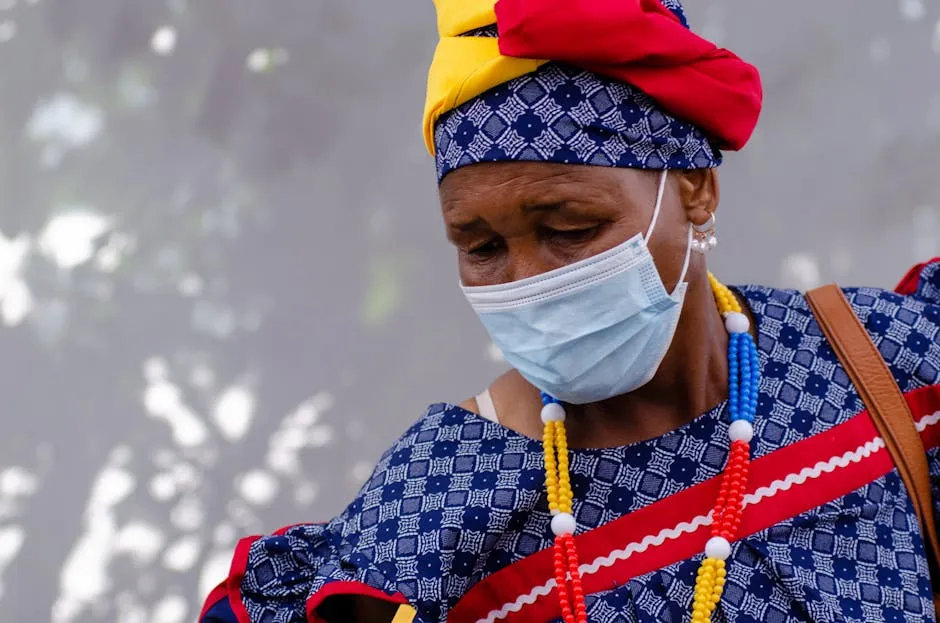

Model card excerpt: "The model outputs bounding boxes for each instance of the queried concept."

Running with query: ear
[675,168,720,227]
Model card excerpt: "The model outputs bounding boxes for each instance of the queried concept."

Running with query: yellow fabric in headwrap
[423,0,546,156]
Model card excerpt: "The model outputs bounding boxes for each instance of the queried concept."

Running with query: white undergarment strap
[475,388,500,424]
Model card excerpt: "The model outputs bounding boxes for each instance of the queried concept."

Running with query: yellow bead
[709,273,740,317]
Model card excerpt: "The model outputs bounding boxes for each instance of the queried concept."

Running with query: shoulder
[737,259,940,392]
[197,403,513,622]
[840,266,940,390]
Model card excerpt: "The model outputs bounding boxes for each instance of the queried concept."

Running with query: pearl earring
[691,213,717,253]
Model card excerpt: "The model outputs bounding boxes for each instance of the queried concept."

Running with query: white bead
[728,419,754,443]
[691,239,704,253]
[551,512,577,537]
[707,235,718,249]
[540,402,566,424]
[724,312,750,334]
[705,536,732,561]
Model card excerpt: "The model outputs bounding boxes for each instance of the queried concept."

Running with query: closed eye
[543,225,602,244]
[468,239,504,256]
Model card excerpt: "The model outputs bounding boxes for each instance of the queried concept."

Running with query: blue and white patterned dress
[200,259,940,623]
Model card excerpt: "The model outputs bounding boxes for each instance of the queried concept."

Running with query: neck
[564,270,731,447]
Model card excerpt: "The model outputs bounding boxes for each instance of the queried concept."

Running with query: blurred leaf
[360,255,404,327]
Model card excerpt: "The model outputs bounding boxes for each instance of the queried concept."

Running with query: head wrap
[424,0,763,182]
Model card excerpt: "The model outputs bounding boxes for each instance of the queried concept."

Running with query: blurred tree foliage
[0,1,448,621]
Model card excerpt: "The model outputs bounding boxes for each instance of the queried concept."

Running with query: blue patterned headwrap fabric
[433,0,722,183]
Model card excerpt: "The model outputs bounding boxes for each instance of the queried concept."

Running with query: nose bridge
[505,236,558,283]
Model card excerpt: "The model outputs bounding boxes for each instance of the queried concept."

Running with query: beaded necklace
[539,274,760,623]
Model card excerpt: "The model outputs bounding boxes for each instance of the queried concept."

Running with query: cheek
[646,222,693,290]
[456,248,513,286]
[573,219,646,262]
[457,256,489,287]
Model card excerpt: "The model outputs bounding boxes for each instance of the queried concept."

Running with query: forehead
[438,162,656,216]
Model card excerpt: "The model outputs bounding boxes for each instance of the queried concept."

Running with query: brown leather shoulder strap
[806,284,940,580]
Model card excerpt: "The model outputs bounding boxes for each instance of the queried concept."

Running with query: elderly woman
[200,1,940,621]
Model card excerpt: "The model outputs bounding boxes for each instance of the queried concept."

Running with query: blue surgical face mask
[461,170,692,404]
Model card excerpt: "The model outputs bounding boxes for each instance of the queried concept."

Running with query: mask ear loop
[677,223,693,285]
[646,169,693,290]
[645,169,670,241]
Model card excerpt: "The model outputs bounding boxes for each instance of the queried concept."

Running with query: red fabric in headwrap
[494,0,763,151]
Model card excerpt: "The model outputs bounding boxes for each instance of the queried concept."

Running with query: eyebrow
[449,216,486,232]
[447,201,581,233]
[521,201,566,215]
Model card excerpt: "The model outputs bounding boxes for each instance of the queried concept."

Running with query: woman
[200,0,940,621]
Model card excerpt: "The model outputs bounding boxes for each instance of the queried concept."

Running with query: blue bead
[541,392,559,406]
[724,325,760,427]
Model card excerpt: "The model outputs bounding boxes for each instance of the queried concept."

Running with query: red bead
[556,535,587,623]
[552,535,584,623]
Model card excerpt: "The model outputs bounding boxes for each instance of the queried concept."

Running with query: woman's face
[439,161,715,289]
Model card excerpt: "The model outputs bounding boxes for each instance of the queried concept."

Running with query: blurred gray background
[0,1,938,622]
